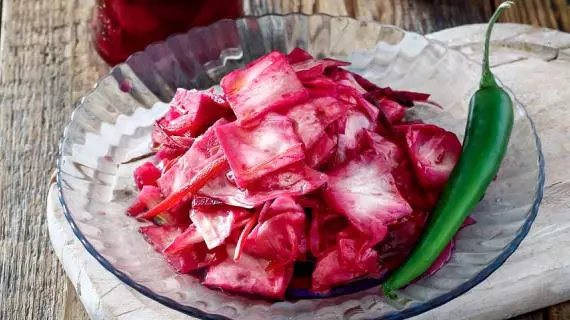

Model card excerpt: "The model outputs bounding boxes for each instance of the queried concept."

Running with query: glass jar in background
[92,0,243,66]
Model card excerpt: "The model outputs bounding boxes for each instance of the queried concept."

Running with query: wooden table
[1,0,570,319]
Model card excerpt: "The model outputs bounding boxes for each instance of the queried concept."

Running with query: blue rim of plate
[56,13,545,320]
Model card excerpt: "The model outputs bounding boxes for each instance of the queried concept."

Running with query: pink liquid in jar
[92,0,242,65]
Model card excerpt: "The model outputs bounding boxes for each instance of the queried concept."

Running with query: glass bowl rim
[56,12,546,320]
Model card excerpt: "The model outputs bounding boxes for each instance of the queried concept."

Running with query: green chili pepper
[382,1,515,297]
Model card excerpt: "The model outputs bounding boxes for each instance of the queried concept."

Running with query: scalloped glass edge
[56,13,545,320]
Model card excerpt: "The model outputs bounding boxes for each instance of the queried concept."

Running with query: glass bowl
[57,14,544,319]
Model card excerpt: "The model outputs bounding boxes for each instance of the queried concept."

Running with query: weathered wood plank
[63,279,89,320]
[548,301,570,320]
[0,0,3,40]
[512,310,546,320]
[494,0,570,32]
[0,0,94,319]
[0,0,71,317]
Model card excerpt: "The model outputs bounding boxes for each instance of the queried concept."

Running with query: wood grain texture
[494,0,570,31]
[245,0,494,33]
[247,0,570,33]
[63,279,90,320]
[0,0,72,318]
[513,310,547,320]
[1,0,570,320]
[0,0,95,319]
[548,301,570,320]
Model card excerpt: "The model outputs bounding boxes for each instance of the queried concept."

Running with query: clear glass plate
[57,14,544,320]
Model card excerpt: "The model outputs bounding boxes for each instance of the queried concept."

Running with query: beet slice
[327,68,367,94]
[337,235,379,274]
[157,118,227,196]
[305,133,337,169]
[244,162,327,204]
[157,88,232,137]
[363,131,401,168]
[292,58,351,82]
[244,197,306,265]
[327,109,374,168]
[203,246,294,300]
[309,208,350,258]
[140,224,223,274]
[311,249,355,291]
[133,162,162,190]
[155,146,185,164]
[350,72,431,107]
[285,96,348,149]
[376,211,428,271]
[221,51,309,124]
[340,109,375,141]
[312,225,381,291]
[162,224,204,255]
[127,185,162,217]
[377,98,406,124]
[330,83,379,122]
[167,242,227,274]
[303,77,338,93]
[190,205,252,249]
[347,72,379,92]
[131,185,162,213]
[323,151,413,245]
[152,121,195,153]
[215,113,305,187]
[139,225,182,252]
[127,199,147,217]
[368,87,431,108]
[365,131,433,211]
[286,47,314,64]
[198,169,256,208]
[157,224,227,273]
[392,158,436,211]
[311,245,375,292]
[397,123,462,190]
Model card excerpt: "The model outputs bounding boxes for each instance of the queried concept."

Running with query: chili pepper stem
[481,1,514,88]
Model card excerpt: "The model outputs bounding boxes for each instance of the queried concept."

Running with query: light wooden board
[45,23,570,320]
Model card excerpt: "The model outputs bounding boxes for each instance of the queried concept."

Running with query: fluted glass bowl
[57,14,544,319]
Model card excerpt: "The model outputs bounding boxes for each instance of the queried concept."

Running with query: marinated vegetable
[127,48,468,299]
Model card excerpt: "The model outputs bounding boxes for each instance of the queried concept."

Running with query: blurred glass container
[92,0,242,65]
